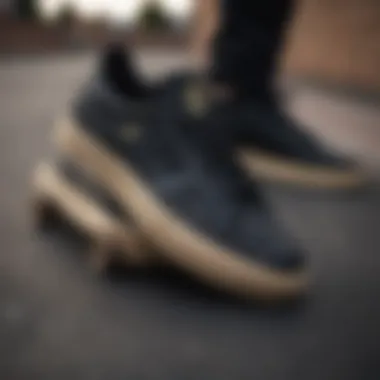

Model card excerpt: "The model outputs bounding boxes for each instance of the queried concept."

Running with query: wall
[0,17,67,53]
[284,0,380,91]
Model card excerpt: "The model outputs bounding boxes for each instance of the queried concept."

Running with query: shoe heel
[31,162,151,271]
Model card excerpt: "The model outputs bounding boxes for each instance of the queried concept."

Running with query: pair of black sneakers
[55,46,365,301]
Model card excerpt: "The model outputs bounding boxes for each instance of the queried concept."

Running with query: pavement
[1,51,380,380]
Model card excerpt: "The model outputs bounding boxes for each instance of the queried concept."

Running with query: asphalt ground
[0,51,379,380]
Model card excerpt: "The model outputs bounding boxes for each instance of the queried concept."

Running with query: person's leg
[211,0,295,97]
[193,0,364,188]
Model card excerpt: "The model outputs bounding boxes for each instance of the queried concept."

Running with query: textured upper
[233,96,351,168]
[72,47,304,271]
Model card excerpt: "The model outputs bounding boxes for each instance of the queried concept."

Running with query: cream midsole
[55,118,308,299]
[33,162,146,264]
[238,149,365,188]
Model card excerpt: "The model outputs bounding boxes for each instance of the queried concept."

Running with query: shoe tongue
[182,76,234,118]
[162,74,237,149]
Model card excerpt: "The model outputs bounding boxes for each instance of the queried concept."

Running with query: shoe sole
[54,117,308,301]
[238,148,367,189]
[31,162,150,272]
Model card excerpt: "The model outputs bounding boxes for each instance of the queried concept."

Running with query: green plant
[55,4,77,29]
[137,1,172,32]
[15,0,39,20]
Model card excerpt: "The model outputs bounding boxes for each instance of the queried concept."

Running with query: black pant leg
[211,0,295,97]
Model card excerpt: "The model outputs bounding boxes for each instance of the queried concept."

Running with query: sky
[39,0,194,24]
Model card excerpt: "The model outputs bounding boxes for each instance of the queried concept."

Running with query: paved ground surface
[1,52,380,380]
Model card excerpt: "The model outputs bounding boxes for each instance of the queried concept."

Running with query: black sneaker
[55,47,307,300]
[84,45,368,189]
[168,75,366,189]
[98,47,364,190]
[232,93,366,189]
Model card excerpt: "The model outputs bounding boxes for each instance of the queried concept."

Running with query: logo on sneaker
[184,81,209,118]
[120,123,142,143]
[184,80,233,118]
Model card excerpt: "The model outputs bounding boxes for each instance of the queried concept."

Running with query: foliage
[55,4,77,29]
[137,1,172,32]
[15,0,39,20]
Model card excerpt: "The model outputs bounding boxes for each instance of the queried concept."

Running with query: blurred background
[1,2,380,379]
[1,0,380,91]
